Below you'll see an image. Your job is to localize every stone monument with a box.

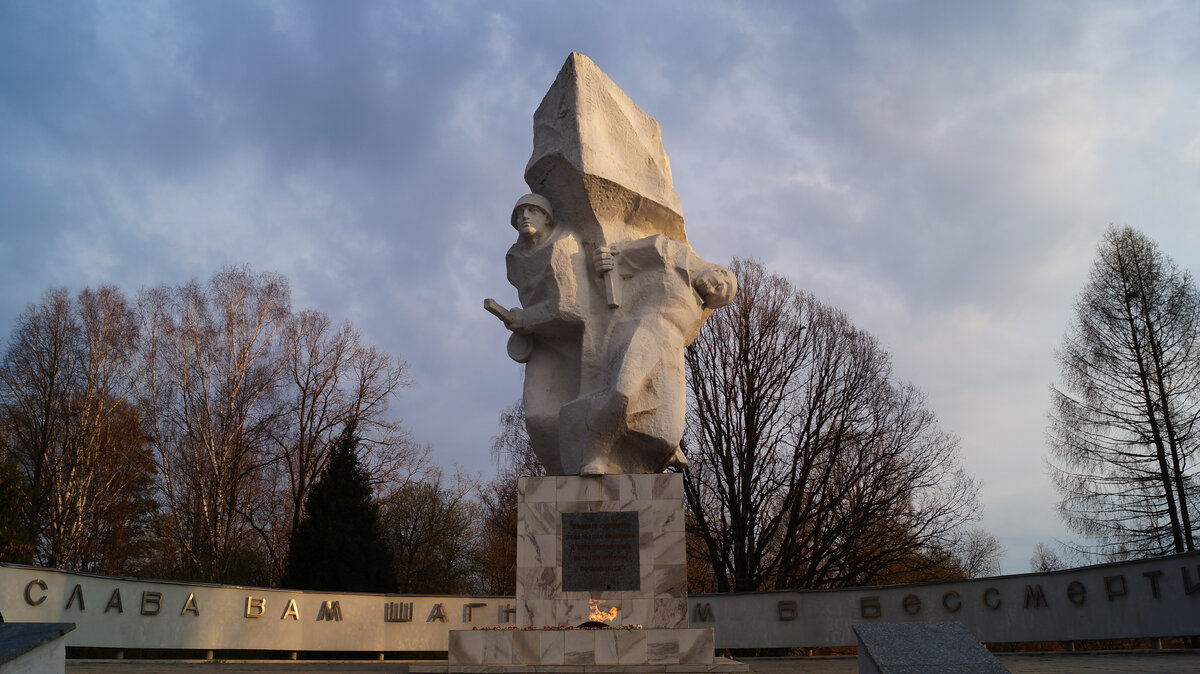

[488,51,736,478]
[458,52,743,671]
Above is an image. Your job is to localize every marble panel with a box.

[512,630,565,666]
[511,630,539,665]
[448,630,484,665]
[556,475,599,502]
[638,564,655,592]
[594,629,620,665]
[678,628,715,664]
[652,473,684,500]
[653,564,688,598]
[558,600,591,627]
[654,528,686,564]
[563,630,596,665]
[541,629,566,664]
[646,630,680,664]
[654,499,686,533]
[521,476,558,503]
[623,598,654,626]
[518,501,559,537]
[616,629,649,665]
[481,631,512,664]
[653,598,689,629]
[617,475,647,502]
[515,566,558,598]
[518,534,558,567]
[517,599,557,627]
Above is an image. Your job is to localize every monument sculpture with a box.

[486,53,736,477]
[461,52,744,671]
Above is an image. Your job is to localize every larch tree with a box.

[1049,225,1200,558]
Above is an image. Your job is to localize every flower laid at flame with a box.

[588,598,618,623]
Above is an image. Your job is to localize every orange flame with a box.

[588,598,618,623]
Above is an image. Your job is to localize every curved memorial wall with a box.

[2,552,1198,655]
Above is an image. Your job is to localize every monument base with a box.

[435,626,747,671]
[516,474,688,628]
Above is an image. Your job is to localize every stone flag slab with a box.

[525,51,687,249]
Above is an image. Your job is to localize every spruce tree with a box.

[0,457,32,563]
[282,422,395,591]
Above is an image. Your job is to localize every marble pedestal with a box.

[517,474,687,628]
[441,474,746,672]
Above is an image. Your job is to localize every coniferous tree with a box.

[281,422,395,592]
[0,455,32,563]
[1049,225,1200,558]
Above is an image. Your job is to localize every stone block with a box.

[521,476,558,502]
[444,627,729,669]
[482,630,513,665]
[654,564,688,598]
[853,621,1008,673]
[594,629,620,665]
[616,629,649,665]
[646,630,680,664]
[652,473,684,500]
[515,474,689,629]
[0,622,75,674]
[653,598,689,629]
[448,630,483,665]
[564,630,596,665]
[678,629,715,664]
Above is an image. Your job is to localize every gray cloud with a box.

[4,0,1200,574]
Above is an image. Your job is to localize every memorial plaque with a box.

[561,512,640,592]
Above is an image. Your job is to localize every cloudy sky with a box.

[4,1,1200,574]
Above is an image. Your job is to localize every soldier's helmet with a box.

[511,193,554,229]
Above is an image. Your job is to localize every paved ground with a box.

[67,651,1200,672]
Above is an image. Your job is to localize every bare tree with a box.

[137,266,291,582]
[253,309,425,581]
[0,285,153,571]
[380,469,480,594]
[1030,543,1062,572]
[953,527,1004,578]
[0,267,423,583]
[1049,225,1200,558]
[683,259,982,592]
[476,400,541,595]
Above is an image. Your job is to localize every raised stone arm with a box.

[483,298,514,325]
[483,298,534,364]
[594,246,620,308]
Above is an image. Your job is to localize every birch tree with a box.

[138,266,291,582]
[0,285,152,572]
